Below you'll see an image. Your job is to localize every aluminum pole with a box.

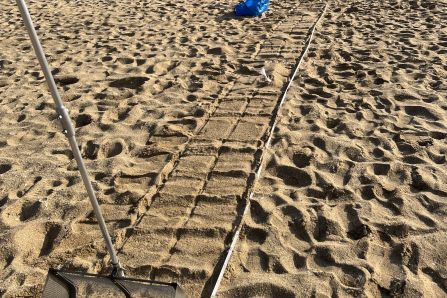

[15,0,124,277]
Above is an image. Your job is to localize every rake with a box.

[15,0,185,296]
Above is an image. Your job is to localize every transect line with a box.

[209,3,328,297]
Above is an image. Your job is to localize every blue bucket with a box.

[234,0,269,17]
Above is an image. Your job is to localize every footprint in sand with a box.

[20,201,42,221]
[98,139,125,159]
[75,113,93,128]
[54,75,79,86]
[109,76,149,89]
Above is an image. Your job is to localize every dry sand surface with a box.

[219,0,447,297]
[0,0,446,297]
[0,0,321,296]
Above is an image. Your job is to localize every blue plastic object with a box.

[234,0,269,17]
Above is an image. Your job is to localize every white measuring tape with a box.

[209,3,328,297]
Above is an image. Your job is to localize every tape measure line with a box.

[209,3,328,297]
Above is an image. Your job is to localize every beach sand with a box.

[1,0,446,297]
[218,0,447,297]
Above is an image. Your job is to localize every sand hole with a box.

[415,213,436,227]
[315,216,331,240]
[372,148,384,158]
[313,137,326,151]
[39,224,62,256]
[51,149,73,159]
[20,201,41,221]
[271,259,288,274]
[404,106,439,121]
[275,166,312,187]
[3,255,13,269]
[293,153,311,168]
[345,147,365,162]
[100,140,124,158]
[282,205,312,242]
[326,118,341,129]
[250,200,269,224]
[17,114,26,122]
[83,140,99,160]
[95,172,107,181]
[374,77,386,85]
[347,224,371,240]
[95,93,107,100]
[430,131,446,140]
[293,253,306,269]
[54,75,79,86]
[118,108,131,121]
[361,185,377,200]
[109,76,148,89]
[0,163,12,174]
[396,142,417,155]
[52,180,63,187]
[117,57,134,64]
[373,163,390,175]
[193,107,205,117]
[67,176,80,187]
[339,264,367,288]
[35,102,46,110]
[136,59,146,66]
[0,196,8,208]
[75,113,93,128]
[207,47,224,55]
[244,226,268,244]
[403,155,425,164]
[186,94,197,102]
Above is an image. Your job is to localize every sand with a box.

[218,0,447,297]
[0,0,446,297]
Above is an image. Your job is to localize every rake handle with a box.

[15,0,124,277]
